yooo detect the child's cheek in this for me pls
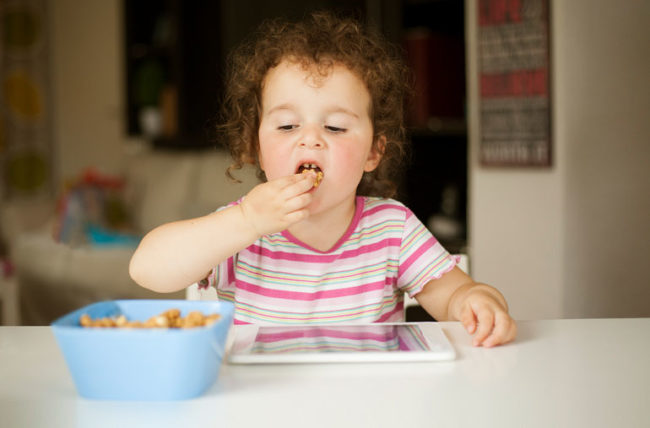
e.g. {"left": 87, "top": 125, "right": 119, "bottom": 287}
{"left": 333, "top": 145, "right": 367, "bottom": 185}
{"left": 258, "top": 134, "right": 289, "bottom": 179}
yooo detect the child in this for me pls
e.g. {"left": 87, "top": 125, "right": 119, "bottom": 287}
{"left": 129, "top": 11, "right": 516, "bottom": 347}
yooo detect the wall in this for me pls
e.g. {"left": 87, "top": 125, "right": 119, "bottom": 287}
{"left": 49, "top": 0, "right": 130, "bottom": 184}
{"left": 466, "top": 0, "right": 650, "bottom": 319}
{"left": 558, "top": 0, "right": 650, "bottom": 318}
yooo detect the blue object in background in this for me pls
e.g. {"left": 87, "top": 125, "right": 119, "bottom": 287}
{"left": 51, "top": 300, "right": 235, "bottom": 400}
{"left": 85, "top": 224, "right": 141, "bottom": 247}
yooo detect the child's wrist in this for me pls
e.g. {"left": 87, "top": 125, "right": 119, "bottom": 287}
{"left": 448, "top": 283, "right": 474, "bottom": 320}
{"left": 236, "top": 203, "right": 263, "bottom": 240}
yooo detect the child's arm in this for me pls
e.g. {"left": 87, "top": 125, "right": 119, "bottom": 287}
{"left": 129, "top": 172, "right": 316, "bottom": 293}
{"left": 414, "top": 267, "right": 517, "bottom": 347}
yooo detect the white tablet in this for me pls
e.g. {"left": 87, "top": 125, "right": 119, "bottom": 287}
{"left": 227, "top": 322, "right": 456, "bottom": 364}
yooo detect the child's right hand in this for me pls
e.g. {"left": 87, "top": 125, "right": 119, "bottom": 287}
{"left": 239, "top": 172, "right": 316, "bottom": 237}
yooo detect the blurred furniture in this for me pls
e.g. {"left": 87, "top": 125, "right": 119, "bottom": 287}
{"left": 2, "top": 318, "right": 649, "bottom": 427}
{"left": 1, "top": 149, "right": 258, "bottom": 325}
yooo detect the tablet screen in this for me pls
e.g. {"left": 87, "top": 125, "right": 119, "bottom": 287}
{"left": 249, "top": 324, "right": 432, "bottom": 354}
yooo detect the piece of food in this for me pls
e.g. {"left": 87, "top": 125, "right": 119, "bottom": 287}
{"left": 299, "top": 163, "right": 324, "bottom": 187}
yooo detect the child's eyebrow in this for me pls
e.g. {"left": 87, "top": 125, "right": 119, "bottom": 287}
{"left": 266, "top": 103, "right": 295, "bottom": 116}
{"left": 325, "top": 107, "right": 359, "bottom": 119}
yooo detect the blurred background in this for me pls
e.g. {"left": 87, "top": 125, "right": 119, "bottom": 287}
{"left": 1, "top": 0, "right": 648, "bottom": 325}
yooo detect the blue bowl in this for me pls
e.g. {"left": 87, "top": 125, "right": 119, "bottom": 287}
{"left": 51, "top": 300, "right": 234, "bottom": 400}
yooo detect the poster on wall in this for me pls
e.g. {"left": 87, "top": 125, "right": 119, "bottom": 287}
{"left": 478, "top": 0, "right": 552, "bottom": 167}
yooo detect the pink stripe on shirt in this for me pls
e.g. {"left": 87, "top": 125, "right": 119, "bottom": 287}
{"left": 235, "top": 278, "right": 391, "bottom": 301}
{"left": 398, "top": 237, "right": 435, "bottom": 279}
{"left": 247, "top": 238, "right": 402, "bottom": 263}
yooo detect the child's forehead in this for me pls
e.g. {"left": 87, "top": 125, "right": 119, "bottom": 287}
{"left": 266, "top": 56, "right": 359, "bottom": 87}
{"left": 258, "top": 57, "right": 373, "bottom": 117}
{"left": 261, "top": 60, "right": 372, "bottom": 112}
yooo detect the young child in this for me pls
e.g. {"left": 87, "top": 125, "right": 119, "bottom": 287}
{"left": 129, "top": 12, "right": 516, "bottom": 347}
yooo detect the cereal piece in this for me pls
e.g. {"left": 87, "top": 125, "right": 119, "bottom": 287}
{"left": 313, "top": 171, "right": 324, "bottom": 187}
{"left": 125, "top": 321, "right": 143, "bottom": 328}
{"left": 182, "top": 311, "right": 204, "bottom": 328}
{"left": 99, "top": 318, "right": 111, "bottom": 327}
{"left": 153, "top": 315, "right": 170, "bottom": 328}
{"left": 115, "top": 315, "right": 128, "bottom": 327}
{"left": 205, "top": 314, "right": 221, "bottom": 326}
{"left": 162, "top": 308, "right": 180, "bottom": 321}
{"left": 301, "top": 168, "right": 324, "bottom": 188}
{"left": 189, "top": 311, "right": 204, "bottom": 321}
{"left": 80, "top": 314, "right": 92, "bottom": 327}
{"left": 143, "top": 317, "right": 157, "bottom": 328}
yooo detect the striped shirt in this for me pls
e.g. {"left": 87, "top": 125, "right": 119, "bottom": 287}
{"left": 205, "top": 196, "right": 456, "bottom": 324}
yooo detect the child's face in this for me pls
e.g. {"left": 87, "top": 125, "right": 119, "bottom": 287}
{"left": 258, "top": 60, "right": 382, "bottom": 213}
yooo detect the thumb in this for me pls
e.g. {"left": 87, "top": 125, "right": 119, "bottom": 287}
{"left": 460, "top": 304, "right": 477, "bottom": 334}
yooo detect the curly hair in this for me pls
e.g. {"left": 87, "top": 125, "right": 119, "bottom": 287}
{"left": 219, "top": 11, "right": 411, "bottom": 198}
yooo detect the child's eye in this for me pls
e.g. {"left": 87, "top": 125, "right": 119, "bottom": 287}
{"left": 325, "top": 126, "right": 347, "bottom": 133}
{"left": 278, "top": 125, "right": 297, "bottom": 131}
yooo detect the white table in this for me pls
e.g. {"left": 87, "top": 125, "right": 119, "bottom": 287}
{"left": 1, "top": 319, "right": 649, "bottom": 428}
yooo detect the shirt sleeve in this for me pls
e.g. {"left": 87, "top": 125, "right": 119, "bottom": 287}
{"left": 397, "top": 207, "right": 457, "bottom": 298}
{"left": 204, "top": 255, "right": 232, "bottom": 291}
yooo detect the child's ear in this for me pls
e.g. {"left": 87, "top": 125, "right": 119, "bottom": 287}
{"left": 364, "top": 135, "right": 386, "bottom": 172}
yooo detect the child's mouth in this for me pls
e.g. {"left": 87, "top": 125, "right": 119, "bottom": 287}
{"left": 297, "top": 163, "right": 324, "bottom": 187}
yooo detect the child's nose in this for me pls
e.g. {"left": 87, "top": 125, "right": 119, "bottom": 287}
{"left": 299, "top": 125, "right": 325, "bottom": 149}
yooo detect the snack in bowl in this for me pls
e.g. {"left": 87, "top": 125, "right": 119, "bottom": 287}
{"left": 51, "top": 299, "right": 234, "bottom": 400}
{"left": 79, "top": 308, "right": 221, "bottom": 329}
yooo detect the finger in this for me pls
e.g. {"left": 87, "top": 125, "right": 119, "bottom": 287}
{"left": 472, "top": 308, "right": 495, "bottom": 347}
{"left": 284, "top": 192, "right": 312, "bottom": 212}
{"left": 283, "top": 208, "right": 309, "bottom": 224}
{"left": 489, "top": 320, "right": 517, "bottom": 347}
{"left": 460, "top": 305, "right": 477, "bottom": 334}
{"left": 481, "top": 311, "right": 512, "bottom": 348}
{"left": 266, "top": 173, "right": 302, "bottom": 189}
{"left": 292, "top": 170, "right": 316, "bottom": 183}
{"left": 283, "top": 172, "right": 316, "bottom": 196}
{"left": 268, "top": 172, "right": 310, "bottom": 190}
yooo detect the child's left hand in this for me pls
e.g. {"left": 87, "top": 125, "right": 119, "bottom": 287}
{"left": 457, "top": 286, "right": 517, "bottom": 348}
